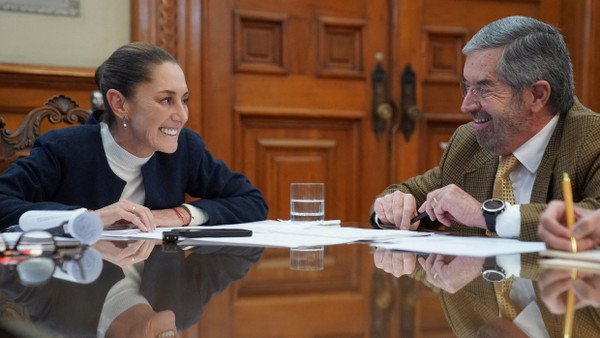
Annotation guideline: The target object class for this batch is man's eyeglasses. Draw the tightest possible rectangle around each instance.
[460,81,506,101]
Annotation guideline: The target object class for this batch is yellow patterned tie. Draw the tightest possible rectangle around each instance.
[493,154,519,204]
[491,154,520,319]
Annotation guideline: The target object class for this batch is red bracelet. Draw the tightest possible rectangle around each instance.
[172,207,188,226]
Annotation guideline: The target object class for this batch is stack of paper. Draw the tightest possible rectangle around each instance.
[539,249,600,273]
[99,220,551,257]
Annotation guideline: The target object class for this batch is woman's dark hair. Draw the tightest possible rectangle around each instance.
[94,42,179,125]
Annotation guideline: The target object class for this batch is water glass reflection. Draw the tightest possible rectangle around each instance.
[290,246,324,271]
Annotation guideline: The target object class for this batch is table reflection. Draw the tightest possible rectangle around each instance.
[373,248,600,337]
[0,240,263,337]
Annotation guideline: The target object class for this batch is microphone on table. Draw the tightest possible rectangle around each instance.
[19,210,103,245]
[52,247,103,284]
[16,247,103,285]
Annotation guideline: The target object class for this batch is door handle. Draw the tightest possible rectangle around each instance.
[399,64,421,141]
[371,53,396,138]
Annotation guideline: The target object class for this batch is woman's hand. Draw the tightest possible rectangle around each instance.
[92,200,156,232]
[92,240,160,267]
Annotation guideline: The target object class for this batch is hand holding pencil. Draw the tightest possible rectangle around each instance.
[538,201,600,252]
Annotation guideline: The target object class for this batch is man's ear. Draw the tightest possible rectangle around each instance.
[106,89,128,119]
[528,80,551,113]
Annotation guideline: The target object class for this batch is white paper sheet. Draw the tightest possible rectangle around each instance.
[100,220,429,248]
[372,233,547,257]
[100,220,545,254]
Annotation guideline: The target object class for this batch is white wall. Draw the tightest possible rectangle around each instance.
[0,0,130,68]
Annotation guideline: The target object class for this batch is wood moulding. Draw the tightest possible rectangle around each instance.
[0,63,96,90]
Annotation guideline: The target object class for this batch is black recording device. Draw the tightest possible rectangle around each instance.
[162,228,253,243]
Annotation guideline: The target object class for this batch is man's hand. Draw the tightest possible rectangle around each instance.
[538,200,600,251]
[418,254,484,293]
[373,247,417,277]
[419,184,486,229]
[373,191,419,230]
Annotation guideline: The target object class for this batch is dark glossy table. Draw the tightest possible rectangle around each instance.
[0,239,599,337]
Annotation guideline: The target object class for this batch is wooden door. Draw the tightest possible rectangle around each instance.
[195,1,392,337]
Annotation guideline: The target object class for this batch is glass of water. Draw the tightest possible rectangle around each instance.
[290,183,324,222]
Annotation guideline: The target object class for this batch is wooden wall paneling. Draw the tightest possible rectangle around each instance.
[0,64,96,132]
[560,0,600,113]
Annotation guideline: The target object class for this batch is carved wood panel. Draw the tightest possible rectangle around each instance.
[234,107,362,223]
[422,26,468,84]
[234,10,288,74]
[317,16,367,79]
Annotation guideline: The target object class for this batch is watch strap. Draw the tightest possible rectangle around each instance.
[484,212,497,233]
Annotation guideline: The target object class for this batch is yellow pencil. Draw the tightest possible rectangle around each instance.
[562,173,577,338]
[563,173,574,230]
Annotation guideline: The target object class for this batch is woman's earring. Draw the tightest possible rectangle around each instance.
[123,116,128,128]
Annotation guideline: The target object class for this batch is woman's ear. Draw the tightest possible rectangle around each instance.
[529,80,551,114]
[106,89,128,119]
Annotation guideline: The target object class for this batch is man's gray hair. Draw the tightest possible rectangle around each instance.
[463,16,574,115]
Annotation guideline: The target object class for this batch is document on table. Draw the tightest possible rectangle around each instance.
[372,233,547,257]
[100,220,430,248]
[538,249,600,273]
[100,220,546,254]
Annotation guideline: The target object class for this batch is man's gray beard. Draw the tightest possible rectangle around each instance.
[474,129,505,155]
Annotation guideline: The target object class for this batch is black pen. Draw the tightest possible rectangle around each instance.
[410,211,429,224]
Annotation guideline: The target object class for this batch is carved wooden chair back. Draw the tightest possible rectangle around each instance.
[0,95,90,173]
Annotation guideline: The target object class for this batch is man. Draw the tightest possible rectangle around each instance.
[371,16,600,241]
[372,15,600,337]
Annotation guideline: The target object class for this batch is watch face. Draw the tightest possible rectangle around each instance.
[482,270,506,282]
[483,199,504,212]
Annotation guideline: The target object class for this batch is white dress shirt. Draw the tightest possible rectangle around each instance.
[494,114,559,337]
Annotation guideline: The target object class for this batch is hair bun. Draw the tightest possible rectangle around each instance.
[94,61,106,89]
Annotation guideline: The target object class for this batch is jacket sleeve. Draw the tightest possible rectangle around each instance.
[180,130,269,224]
[0,135,80,229]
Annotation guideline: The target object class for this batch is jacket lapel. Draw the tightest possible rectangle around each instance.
[530,111,567,203]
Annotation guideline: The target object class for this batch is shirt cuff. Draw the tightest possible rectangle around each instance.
[496,253,521,278]
[495,203,520,238]
[182,203,208,226]
[372,213,388,229]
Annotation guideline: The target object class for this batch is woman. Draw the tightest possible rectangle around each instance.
[0,42,268,232]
